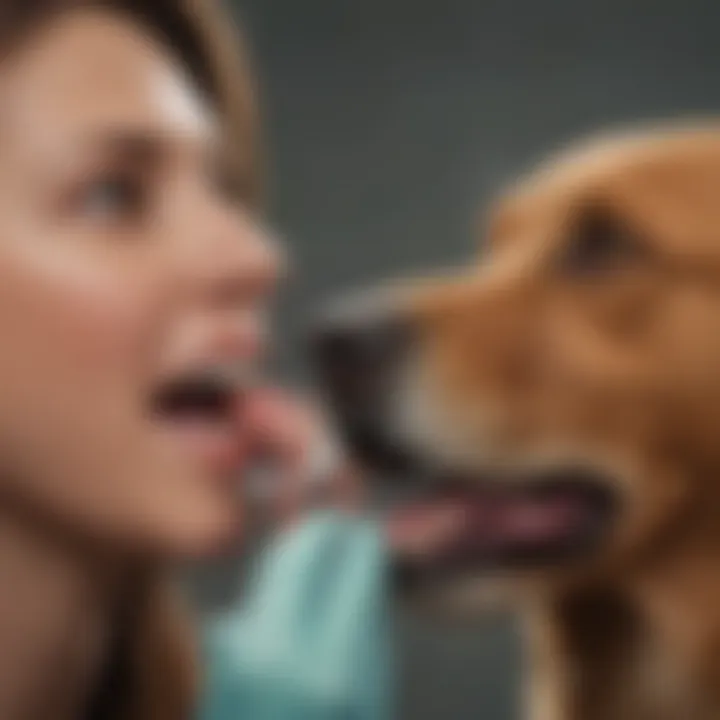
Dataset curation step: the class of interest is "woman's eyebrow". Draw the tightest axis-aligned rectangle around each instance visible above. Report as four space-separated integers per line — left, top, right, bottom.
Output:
89 126 210 167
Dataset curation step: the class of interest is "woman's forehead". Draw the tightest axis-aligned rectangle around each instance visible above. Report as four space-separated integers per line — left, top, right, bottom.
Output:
0 8 219 156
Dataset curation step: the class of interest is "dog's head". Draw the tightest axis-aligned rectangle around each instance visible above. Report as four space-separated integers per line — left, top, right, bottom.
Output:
313 125 720 610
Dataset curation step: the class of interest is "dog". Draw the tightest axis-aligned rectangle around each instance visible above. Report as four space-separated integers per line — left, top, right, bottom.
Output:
312 123 720 720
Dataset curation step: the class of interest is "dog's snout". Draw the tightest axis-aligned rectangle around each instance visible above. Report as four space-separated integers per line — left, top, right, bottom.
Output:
310 291 416 473
312 307 410 403
314 315 402 370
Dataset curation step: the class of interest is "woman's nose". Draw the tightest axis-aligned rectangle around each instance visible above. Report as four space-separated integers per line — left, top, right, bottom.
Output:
216 214 283 306
185 204 285 309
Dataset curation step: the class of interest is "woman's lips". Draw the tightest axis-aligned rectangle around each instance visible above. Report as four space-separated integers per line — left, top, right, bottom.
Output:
157 384 351 526
159 415 241 473
162 386 304 478
154 384 261 475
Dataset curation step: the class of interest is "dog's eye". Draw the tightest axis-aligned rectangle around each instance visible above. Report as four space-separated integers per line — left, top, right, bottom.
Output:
555 205 646 277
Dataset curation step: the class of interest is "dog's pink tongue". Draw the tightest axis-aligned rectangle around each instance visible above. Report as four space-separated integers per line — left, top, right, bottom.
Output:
386 501 471 556
494 495 587 541
386 493 588 558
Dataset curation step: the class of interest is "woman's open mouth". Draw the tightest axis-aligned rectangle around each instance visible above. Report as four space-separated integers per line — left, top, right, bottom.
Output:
149 365 247 471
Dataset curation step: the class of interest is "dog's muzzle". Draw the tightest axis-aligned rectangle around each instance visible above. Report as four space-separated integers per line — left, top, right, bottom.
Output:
310 291 420 477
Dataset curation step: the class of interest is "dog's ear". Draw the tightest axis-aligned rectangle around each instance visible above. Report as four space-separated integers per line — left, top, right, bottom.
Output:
555 201 649 278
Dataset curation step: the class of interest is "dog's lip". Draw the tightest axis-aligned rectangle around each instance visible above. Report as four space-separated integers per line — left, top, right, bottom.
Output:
384 465 620 571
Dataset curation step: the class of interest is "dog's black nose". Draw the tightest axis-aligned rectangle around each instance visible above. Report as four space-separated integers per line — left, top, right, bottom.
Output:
312 311 408 406
310 292 415 473
313 306 405 364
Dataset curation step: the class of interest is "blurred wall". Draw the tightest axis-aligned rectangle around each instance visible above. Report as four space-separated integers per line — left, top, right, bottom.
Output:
201 1 720 717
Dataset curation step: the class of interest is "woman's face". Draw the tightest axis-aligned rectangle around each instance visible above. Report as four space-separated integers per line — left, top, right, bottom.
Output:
0 8 280 557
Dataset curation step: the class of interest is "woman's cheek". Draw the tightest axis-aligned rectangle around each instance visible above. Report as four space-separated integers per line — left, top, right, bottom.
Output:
0 234 197 546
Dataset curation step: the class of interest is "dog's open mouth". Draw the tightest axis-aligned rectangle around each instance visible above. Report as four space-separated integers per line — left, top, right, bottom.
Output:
329 418 620 572
382 464 619 577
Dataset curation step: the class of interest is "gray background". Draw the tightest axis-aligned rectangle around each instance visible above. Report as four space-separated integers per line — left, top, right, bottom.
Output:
200 1 720 718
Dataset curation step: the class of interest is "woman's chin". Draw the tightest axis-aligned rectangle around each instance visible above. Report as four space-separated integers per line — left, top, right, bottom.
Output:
127 492 245 562
118 435 246 559
174 505 244 560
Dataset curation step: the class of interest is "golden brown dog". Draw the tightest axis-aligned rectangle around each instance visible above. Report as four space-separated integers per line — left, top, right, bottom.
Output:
314 123 720 720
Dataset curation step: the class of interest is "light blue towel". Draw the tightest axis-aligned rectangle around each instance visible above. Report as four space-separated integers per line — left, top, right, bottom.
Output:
199 513 392 720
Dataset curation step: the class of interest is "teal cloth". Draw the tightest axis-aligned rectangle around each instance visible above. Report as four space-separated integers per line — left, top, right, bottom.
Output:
199 513 392 720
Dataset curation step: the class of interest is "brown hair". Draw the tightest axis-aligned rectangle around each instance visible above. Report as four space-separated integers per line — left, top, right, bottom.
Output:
0 1 261 718
0 0 262 205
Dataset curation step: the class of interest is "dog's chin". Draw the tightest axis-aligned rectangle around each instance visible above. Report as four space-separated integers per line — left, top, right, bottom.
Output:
375 457 622 612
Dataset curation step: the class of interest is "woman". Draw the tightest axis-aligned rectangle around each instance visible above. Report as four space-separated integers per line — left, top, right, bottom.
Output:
0 2 390 719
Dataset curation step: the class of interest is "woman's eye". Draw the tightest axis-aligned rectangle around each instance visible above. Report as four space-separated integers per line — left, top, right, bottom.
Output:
77 175 145 221
207 157 253 206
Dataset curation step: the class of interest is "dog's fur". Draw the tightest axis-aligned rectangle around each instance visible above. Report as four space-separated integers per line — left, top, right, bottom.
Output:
383 124 720 720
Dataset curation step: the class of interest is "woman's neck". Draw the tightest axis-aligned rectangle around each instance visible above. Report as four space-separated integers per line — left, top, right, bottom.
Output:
0 512 122 720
